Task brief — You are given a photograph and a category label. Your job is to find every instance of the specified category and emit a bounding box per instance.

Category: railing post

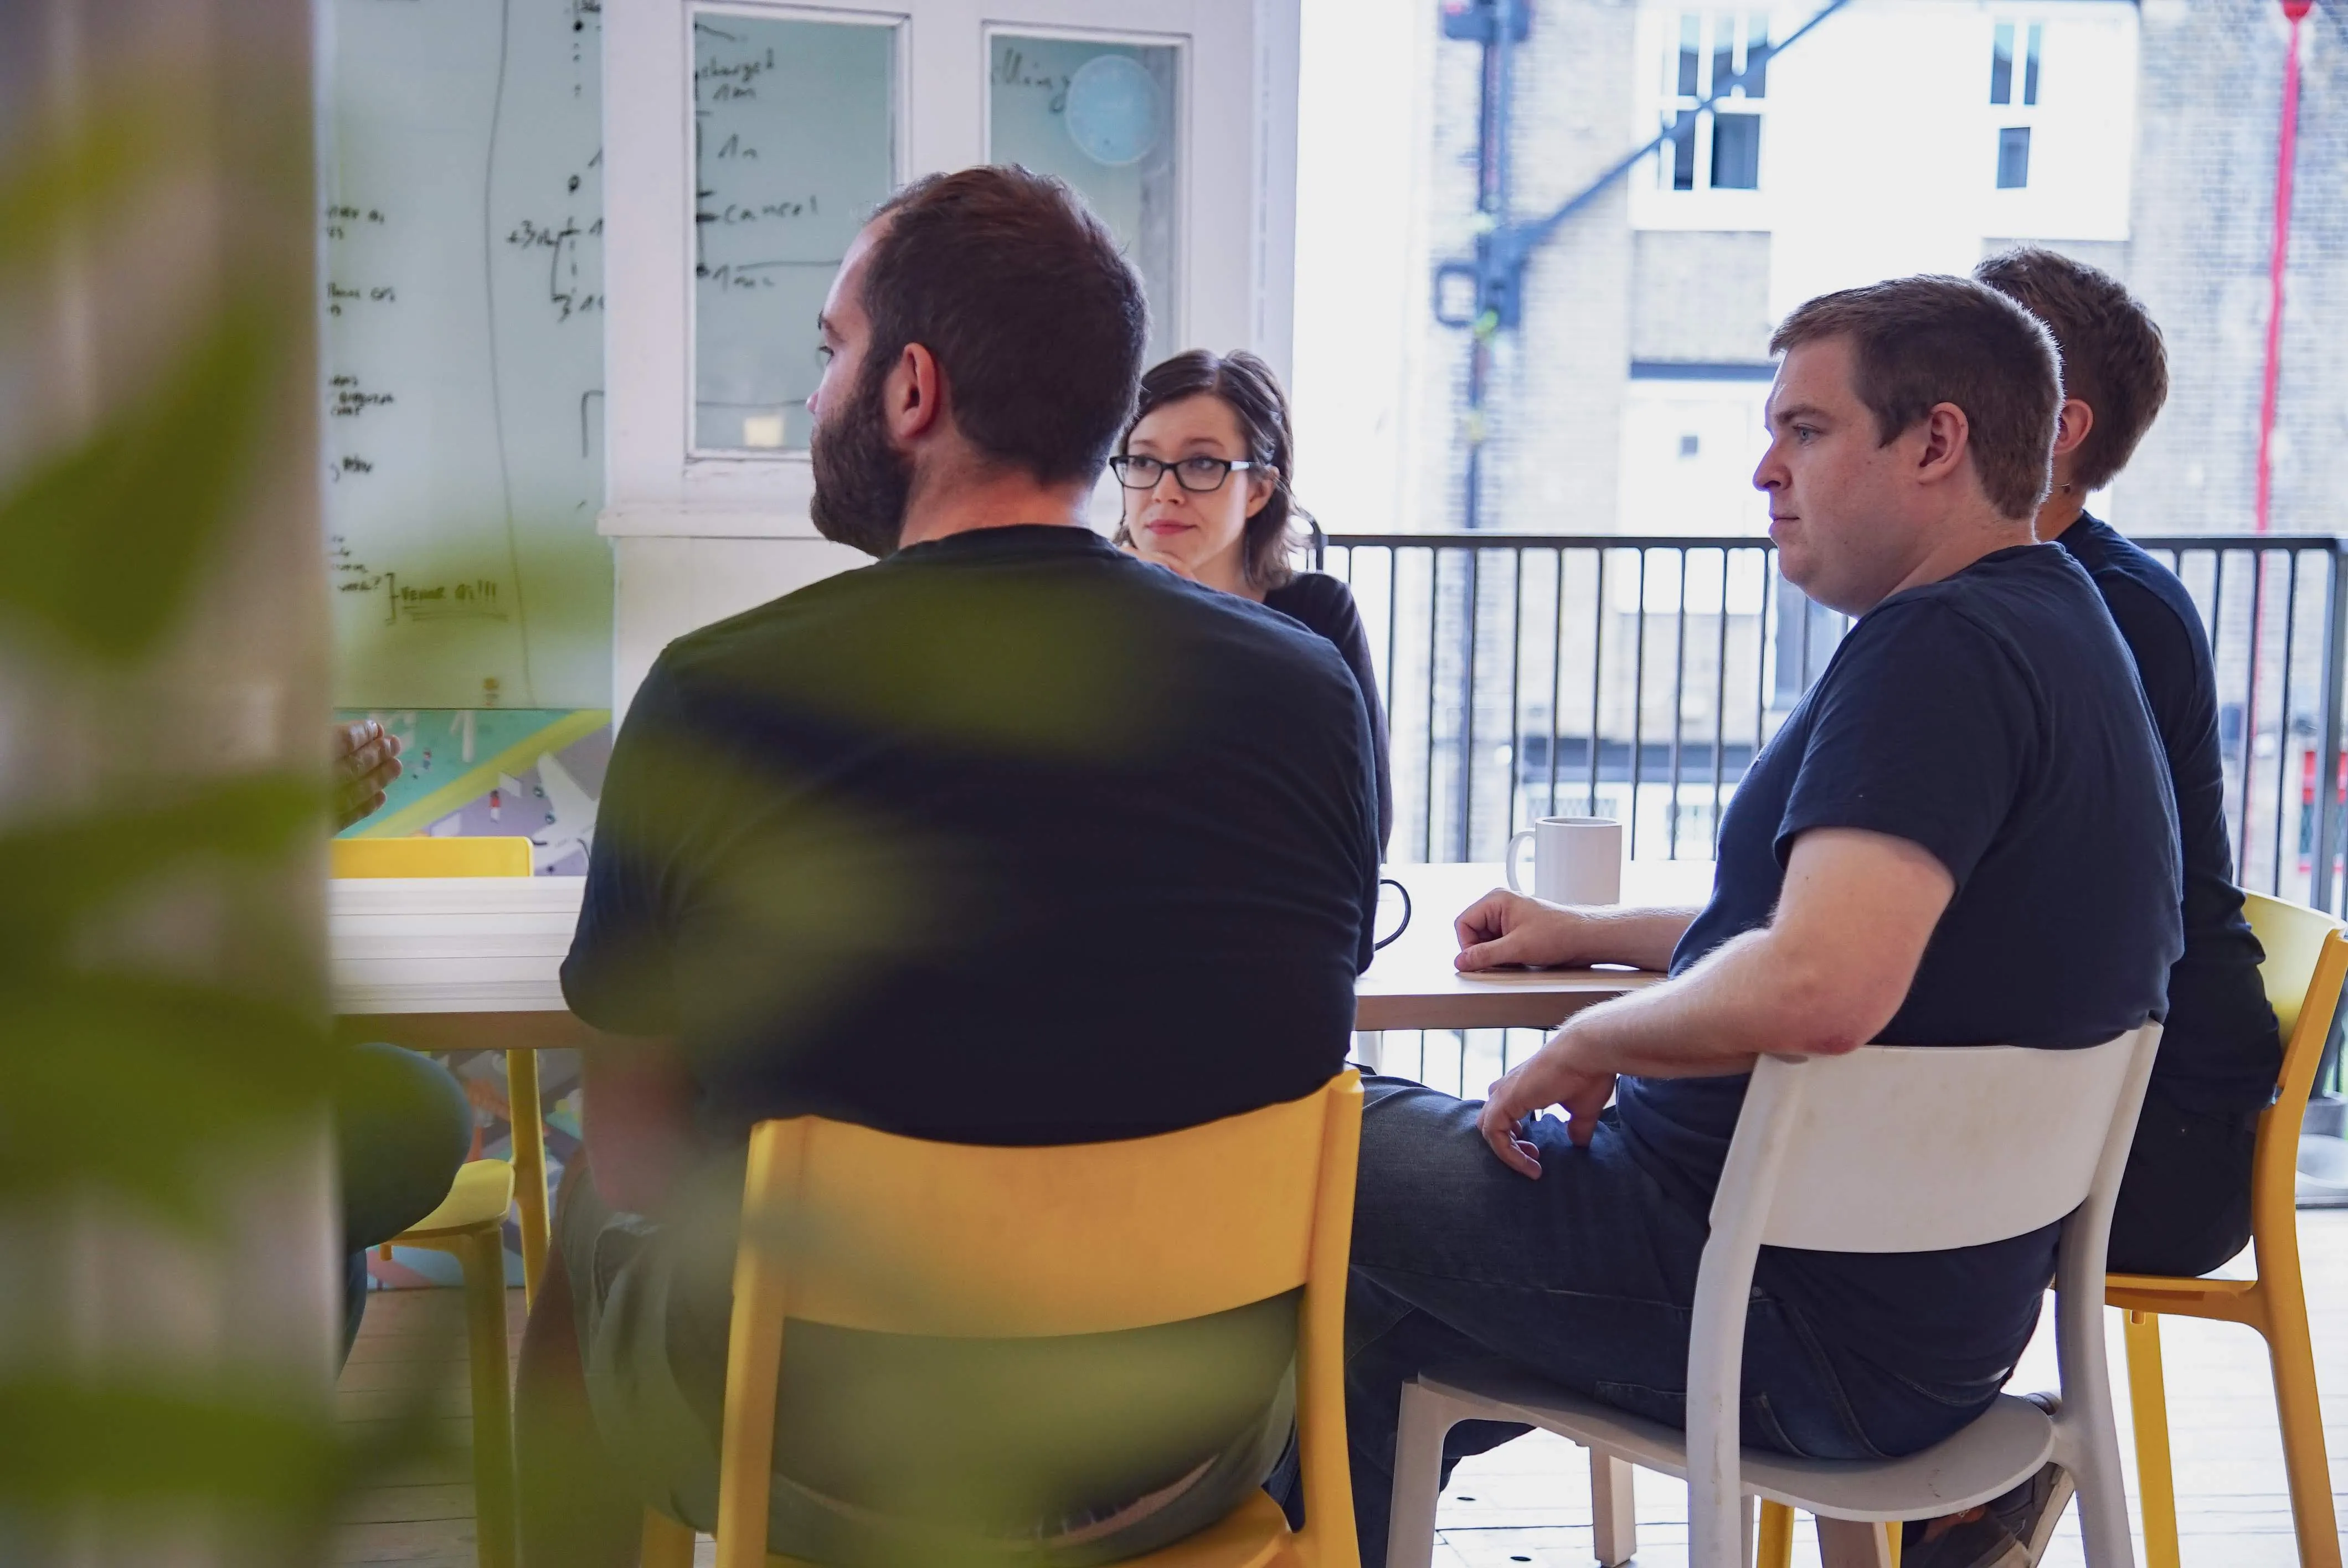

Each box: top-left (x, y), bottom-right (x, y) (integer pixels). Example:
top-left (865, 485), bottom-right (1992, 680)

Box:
top-left (2314, 546), bottom-right (2348, 914)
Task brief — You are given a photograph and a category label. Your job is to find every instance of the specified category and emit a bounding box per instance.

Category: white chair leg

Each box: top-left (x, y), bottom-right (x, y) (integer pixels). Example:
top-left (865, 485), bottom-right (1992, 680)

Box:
top-left (1354, 1030), bottom-right (1385, 1074)
top-left (1815, 1517), bottom-right (1893, 1568)
top-left (2066, 1414), bottom-right (2137, 1568)
top-left (1385, 1379), bottom-right (1455, 1568)
top-left (1741, 1492), bottom-right (1757, 1567)
top-left (1588, 1450), bottom-right (1636, 1566)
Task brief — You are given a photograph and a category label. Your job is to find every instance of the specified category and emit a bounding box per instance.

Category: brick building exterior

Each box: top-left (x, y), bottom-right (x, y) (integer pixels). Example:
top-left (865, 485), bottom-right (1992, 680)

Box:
top-left (2125, 0), bottom-right (2348, 537)
top-left (1397, 0), bottom-right (2348, 541)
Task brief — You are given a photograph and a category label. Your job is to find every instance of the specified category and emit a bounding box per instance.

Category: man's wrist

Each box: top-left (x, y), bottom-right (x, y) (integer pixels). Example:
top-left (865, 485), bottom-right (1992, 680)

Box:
top-left (1544, 1014), bottom-right (1614, 1074)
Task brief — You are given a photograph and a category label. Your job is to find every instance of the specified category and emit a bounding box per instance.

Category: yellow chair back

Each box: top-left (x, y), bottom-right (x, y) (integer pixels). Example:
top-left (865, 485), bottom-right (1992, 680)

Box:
top-left (2241, 891), bottom-right (2348, 1216)
top-left (712, 1071), bottom-right (1364, 1568)
top-left (331, 835), bottom-right (534, 879)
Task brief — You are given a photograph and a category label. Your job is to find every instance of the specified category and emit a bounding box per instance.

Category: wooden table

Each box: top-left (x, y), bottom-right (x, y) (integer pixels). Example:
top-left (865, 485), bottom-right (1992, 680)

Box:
top-left (1354, 860), bottom-right (1707, 1032)
top-left (333, 858), bottom-right (1713, 1281)
top-left (332, 858), bottom-right (1714, 1046)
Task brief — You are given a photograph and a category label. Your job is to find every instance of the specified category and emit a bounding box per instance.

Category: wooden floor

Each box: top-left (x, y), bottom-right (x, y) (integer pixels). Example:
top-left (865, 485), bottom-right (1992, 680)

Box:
top-left (333, 1213), bottom-right (2348, 1566)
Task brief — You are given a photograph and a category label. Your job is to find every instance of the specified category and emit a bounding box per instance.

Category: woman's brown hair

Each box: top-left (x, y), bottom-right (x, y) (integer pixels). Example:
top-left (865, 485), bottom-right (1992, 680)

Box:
top-left (1114, 349), bottom-right (1310, 591)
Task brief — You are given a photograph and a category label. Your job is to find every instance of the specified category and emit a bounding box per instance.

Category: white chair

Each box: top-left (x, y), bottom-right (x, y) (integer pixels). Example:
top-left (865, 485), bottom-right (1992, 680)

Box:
top-left (1384, 1026), bottom-right (2162, 1568)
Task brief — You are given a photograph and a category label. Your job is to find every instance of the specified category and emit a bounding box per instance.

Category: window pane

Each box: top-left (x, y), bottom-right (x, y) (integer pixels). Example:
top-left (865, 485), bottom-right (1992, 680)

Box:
top-left (1712, 12), bottom-right (1735, 97)
top-left (991, 35), bottom-right (1180, 366)
top-left (1671, 111), bottom-right (1697, 189)
top-left (1711, 112), bottom-right (1760, 189)
top-left (1990, 21), bottom-right (2014, 105)
top-left (1744, 16), bottom-right (1770, 97)
top-left (1997, 125), bottom-right (2031, 188)
top-left (692, 12), bottom-right (896, 453)
top-left (2024, 23), bottom-right (2042, 105)
top-left (1677, 14), bottom-right (1702, 97)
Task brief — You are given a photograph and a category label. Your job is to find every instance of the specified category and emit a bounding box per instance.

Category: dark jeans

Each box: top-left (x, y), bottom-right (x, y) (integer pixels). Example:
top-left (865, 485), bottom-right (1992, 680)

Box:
top-left (2107, 1083), bottom-right (2259, 1278)
top-left (335, 1041), bottom-right (473, 1365)
top-left (1314, 1079), bottom-right (1996, 1560)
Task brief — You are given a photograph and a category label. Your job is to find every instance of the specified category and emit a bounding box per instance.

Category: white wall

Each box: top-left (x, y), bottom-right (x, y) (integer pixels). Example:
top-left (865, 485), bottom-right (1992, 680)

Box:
top-left (1290, 0), bottom-right (1433, 538)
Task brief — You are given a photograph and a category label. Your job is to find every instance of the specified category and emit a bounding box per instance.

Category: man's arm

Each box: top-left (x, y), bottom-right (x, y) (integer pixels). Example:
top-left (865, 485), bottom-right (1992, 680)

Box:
top-left (579, 1030), bottom-right (697, 1213)
top-left (1474, 827), bottom-right (1953, 1176)
top-left (1454, 889), bottom-right (1702, 974)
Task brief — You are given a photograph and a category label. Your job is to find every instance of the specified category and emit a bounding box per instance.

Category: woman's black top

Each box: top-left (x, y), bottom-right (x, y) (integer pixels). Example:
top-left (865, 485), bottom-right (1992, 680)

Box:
top-left (1263, 572), bottom-right (1393, 851)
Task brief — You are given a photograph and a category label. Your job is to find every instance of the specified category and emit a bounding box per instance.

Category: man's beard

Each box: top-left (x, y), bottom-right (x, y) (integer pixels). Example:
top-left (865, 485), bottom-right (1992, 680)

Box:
top-left (808, 360), bottom-right (914, 558)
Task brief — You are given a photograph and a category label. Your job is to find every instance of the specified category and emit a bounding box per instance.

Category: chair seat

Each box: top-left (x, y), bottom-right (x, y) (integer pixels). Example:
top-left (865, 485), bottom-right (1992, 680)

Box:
top-left (398, 1159), bottom-right (516, 1239)
top-left (2107, 1270), bottom-right (2259, 1304)
top-left (761, 1492), bottom-right (1301, 1568)
top-left (1419, 1362), bottom-right (2055, 1522)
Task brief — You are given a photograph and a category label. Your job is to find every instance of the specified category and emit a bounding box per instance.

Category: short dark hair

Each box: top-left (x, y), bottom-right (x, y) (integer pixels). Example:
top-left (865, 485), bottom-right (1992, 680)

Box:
top-left (861, 167), bottom-right (1147, 487)
top-left (1770, 275), bottom-right (2062, 521)
top-left (1975, 247), bottom-right (2169, 493)
top-left (1114, 350), bottom-right (1311, 591)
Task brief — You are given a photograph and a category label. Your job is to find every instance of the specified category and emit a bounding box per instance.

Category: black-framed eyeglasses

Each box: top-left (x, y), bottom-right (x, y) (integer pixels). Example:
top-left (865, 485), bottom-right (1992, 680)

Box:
top-left (1109, 454), bottom-right (1260, 493)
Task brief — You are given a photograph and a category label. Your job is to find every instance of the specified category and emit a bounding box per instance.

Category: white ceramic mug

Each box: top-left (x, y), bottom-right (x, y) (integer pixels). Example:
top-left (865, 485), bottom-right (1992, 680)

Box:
top-left (1504, 816), bottom-right (1624, 905)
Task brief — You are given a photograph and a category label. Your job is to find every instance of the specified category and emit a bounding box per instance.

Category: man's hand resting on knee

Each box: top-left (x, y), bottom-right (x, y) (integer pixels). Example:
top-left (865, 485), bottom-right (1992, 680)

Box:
top-left (1471, 827), bottom-right (1955, 1175)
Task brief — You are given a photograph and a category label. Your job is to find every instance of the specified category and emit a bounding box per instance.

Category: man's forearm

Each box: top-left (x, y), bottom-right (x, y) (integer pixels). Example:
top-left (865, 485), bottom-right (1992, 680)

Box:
top-left (1572, 904), bottom-right (1703, 971)
top-left (579, 1031), bottom-right (695, 1213)
top-left (1553, 926), bottom-right (1871, 1079)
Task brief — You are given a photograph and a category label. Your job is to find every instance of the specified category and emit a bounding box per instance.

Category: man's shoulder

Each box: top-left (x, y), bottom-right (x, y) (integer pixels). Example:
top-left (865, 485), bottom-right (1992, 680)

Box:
top-left (2060, 517), bottom-right (2211, 661)
top-left (657, 559), bottom-right (882, 677)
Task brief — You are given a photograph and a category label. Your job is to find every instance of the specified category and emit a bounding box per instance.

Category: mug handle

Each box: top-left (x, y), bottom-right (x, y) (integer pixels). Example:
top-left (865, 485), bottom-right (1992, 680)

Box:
top-left (1373, 876), bottom-right (1413, 952)
top-left (1505, 828), bottom-right (1535, 894)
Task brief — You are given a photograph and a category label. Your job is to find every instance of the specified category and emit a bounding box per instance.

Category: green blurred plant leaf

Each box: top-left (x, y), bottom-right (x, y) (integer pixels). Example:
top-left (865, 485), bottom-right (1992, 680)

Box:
top-left (0, 296), bottom-right (274, 661)
top-left (0, 774), bottom-right (319, 963)
top-left (0, 97), bottom-right (194, 277)
top-left (0, 976), bottom-right (329, 1225)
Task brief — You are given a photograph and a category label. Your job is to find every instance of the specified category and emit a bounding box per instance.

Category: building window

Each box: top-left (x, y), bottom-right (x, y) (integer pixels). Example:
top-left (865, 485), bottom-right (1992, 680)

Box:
top-left (1990, 21), bottom-right (2042, 106)
top-left (1656, 11), bottom-right (1770, 193)
top-left (1989, 19), bottom-right (2043, 189)
top-left (1997, 126), bottom-right (2032, 188)
top-left (1711, 112), bottom-right (1761, 189)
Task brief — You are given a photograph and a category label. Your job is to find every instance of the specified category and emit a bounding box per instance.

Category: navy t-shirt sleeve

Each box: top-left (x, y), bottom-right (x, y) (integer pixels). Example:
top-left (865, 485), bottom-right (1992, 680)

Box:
top-left (562, 659), bottom-right (685, 1035)
top-left (2095, 571), bottom-right (2211, 768)
top-left (1777, 602), bottom-right (2038, 889)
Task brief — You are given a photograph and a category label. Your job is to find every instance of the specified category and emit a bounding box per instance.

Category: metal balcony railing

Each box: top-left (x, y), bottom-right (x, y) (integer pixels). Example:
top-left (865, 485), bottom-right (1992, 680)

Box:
top-left (1318, 530), bottom-right (2348, 1095)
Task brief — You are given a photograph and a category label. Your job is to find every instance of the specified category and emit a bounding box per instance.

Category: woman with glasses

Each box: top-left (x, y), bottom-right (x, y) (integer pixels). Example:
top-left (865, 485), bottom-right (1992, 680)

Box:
top-left (1113, 349), bottom-right (1392, 849)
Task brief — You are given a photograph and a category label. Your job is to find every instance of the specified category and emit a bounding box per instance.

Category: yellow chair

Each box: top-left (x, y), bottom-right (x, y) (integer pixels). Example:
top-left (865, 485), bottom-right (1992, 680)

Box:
top-left (392, 1159), bottom-right (520, 1568)
top-left (2107, 891), bottom-right (2347, 1568)
top-left (332, 834), bottom-right (549, 1568)
top-left (640, 1072), bottom-right (1366, 1568)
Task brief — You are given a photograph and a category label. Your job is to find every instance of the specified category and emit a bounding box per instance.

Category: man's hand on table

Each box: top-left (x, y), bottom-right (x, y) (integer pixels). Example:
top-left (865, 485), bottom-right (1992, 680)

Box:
top-left (1476, 1022), bottom-right (1616, 1174)
top-left (333, 719), bottom-right (403, 830)
top-left (1453, 889), bottom-right (1700, 975)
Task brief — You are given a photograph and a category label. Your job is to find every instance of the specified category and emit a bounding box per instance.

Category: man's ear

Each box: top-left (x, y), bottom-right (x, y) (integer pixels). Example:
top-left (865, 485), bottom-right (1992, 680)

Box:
top-left (2052, 396), bottom-right (2094, 459)
top-left (883, 343), bottom-right (946, 445)
top-left (1913, 402), bottom-right (1972, 486)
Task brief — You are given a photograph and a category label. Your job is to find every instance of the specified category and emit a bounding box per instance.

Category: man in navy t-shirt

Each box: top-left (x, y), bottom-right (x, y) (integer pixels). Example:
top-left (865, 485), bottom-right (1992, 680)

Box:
top-left (1977, 248), bottom-right (2280, 1274)
top-left (1325, 277), bottom-right (2182, 1561)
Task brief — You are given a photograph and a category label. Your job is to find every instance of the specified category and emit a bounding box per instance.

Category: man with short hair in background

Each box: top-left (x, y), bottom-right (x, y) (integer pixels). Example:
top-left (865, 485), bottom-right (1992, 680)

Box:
top-left (1889, 247), bottom-right (2287, 1568)
top-left (516, 167), bottom-right (1380, 1567)
top-left (1319, 276), bottom-right (2182, 1565)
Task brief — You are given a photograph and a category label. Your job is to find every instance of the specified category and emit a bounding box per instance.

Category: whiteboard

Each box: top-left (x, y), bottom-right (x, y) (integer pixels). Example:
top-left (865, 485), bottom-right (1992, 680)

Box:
top-left (322, 0), bottom-right (611, 710)
top-left (691, 11), bottom-right (899, 455)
